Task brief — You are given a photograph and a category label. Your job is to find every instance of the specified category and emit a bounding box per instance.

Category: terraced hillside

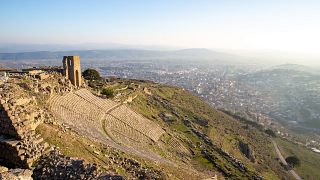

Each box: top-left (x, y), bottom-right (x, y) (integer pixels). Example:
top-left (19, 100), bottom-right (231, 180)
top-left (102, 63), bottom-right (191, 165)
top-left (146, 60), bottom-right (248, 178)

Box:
top-left (108, 104), bottom-right (165, 142)
top-left (48, 89), bottom-right (168, 164)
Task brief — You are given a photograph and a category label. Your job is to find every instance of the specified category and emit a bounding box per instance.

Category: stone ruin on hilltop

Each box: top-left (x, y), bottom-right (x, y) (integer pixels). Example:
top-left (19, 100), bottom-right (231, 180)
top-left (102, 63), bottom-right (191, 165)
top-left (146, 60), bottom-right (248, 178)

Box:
top-left (0, 56), bottom-right (107, 179)
top-left (0, 55), bottom-right (82, 87)
top-left (0, 56), bottom-right (169, 179)
top-left (62, 56), bottom-right (82, 87)
top-left (0, 56), bottom-right (83, 168)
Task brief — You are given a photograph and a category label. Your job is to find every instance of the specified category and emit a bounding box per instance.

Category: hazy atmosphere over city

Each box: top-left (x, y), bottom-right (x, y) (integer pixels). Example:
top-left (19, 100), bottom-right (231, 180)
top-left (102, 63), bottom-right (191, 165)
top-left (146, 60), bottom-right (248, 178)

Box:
top-left (1, 1), bottom-right (320, 180)
top-left (1, 0), bottom-right (320, 64)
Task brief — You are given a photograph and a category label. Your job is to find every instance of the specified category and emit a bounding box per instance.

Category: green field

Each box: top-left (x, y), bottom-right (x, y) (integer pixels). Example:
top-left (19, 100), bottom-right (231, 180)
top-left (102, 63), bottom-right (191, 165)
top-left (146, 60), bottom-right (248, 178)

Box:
top-left (276, 138), bottom-right (320, 180)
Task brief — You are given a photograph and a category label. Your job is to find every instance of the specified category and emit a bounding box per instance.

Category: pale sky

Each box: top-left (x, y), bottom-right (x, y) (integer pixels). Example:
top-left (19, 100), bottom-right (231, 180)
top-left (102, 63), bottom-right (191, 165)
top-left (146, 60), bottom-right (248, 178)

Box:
top-left (1, 0), bottom-right (320, 54)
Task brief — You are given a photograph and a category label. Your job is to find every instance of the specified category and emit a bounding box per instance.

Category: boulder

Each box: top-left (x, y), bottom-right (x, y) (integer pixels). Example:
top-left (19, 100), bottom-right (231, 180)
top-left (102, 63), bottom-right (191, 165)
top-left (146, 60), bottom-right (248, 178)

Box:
top-left (239, 141), bottom-right (255, 163)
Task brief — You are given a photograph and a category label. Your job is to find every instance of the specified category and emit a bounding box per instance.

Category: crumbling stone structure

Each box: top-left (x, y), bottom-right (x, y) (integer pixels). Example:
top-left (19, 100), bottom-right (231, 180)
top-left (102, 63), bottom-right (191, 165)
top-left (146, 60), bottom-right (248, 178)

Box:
top-left (0, 82), bottom-right (50, 168)
top-left (62, 56), bottom-right (82, 87)
top-left (0, 73), bottom-right (112, 179)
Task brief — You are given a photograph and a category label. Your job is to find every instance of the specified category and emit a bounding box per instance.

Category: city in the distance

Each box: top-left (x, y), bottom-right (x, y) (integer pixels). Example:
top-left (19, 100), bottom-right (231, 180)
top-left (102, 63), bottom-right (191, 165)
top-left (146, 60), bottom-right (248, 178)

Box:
top-left (0, 1), bottom-right (319, 179)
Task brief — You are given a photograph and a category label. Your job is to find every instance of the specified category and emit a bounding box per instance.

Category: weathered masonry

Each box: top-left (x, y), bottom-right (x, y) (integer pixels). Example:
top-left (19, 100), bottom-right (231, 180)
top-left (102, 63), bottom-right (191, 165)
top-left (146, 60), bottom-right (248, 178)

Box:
top-left (62, 56), bottom-right (82, 87)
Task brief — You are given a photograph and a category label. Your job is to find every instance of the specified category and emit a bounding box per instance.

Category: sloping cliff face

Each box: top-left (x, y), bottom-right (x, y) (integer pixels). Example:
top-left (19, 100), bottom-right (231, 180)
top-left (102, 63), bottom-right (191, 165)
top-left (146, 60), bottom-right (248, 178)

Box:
top-left (0, 74), bottom-right (291, 179)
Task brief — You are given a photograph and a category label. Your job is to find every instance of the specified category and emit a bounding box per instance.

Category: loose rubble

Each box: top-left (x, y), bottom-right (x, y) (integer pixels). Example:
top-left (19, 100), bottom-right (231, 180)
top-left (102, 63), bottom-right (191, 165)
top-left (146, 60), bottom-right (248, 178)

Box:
top-left (32, 150), bottom-right (112, 180)
top-left (0, 167), bottom-right (33, 180)
top-left (0, 81), bottom-right (51, 168)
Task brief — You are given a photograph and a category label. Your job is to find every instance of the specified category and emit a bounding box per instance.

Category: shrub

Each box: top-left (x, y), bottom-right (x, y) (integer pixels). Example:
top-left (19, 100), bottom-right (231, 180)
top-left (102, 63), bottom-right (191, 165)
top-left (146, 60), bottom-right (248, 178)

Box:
top-left (101, 88), bottom-right (114, 98)
top-left (285, 156), bottom-right (300, 168)
top-left (265, 129), bottom-right (276, 137)
top-left (82, 68), bottom-right (101, 80)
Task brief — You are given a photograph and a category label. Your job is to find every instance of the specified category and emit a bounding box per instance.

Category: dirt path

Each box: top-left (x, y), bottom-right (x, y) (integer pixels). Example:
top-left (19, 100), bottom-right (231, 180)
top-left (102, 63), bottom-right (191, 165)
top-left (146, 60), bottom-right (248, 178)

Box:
top-left (271, 140), bottom-right (302, 180)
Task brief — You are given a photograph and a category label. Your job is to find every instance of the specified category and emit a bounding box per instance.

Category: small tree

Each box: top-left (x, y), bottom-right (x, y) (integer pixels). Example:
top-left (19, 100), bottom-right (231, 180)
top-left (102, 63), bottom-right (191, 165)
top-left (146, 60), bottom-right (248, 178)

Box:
top-left (265, 129), bottom-right (276, 137)
top-left (101, 88), bottom-right (114, 98)
top-left (82, 68), bottom-right (101, 80)
top-left (285, 156), bottom-right (300, 168)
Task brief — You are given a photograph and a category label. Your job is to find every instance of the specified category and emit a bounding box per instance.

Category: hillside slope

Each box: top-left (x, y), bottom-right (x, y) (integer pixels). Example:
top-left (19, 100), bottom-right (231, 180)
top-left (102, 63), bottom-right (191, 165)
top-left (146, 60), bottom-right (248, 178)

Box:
top-left (83, 78), bottom-right (293, 179)
top-left (0, 74), bottom-right (292, 179)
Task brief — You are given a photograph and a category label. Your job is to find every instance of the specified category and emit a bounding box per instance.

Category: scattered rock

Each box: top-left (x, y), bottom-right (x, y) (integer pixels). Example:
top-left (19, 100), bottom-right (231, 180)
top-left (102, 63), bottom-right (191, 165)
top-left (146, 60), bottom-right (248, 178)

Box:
top-left (158, 112), bottom-right (174, 122)
top-left (0, 165), bottom-right (8, 173)
top-left (0, 168), bottom-right (33, 180)
top-left (32, 150), bottom-right (109, 179)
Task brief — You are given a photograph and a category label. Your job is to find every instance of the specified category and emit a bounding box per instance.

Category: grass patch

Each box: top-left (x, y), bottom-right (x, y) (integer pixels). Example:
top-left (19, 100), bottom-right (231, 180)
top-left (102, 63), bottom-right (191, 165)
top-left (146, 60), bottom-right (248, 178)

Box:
top-left (154, 86), bottom-right (176, 99)
top-left (171, 123), bottom-right (189, 133)
top-left (194, 156), bottom-right (214, 169)
top-left (36, 124), bottom-right (107, 164)
top-left (276, 138), bottom-right (320, 180)
top-left (261, 171), bottom-right (280, 180)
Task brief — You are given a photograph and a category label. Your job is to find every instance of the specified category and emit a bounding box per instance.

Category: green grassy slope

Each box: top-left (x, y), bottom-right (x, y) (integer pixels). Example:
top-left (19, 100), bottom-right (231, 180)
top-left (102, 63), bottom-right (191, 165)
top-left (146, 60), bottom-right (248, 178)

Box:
top-left (276, 138), bottom-right (320, 180)
top-left (39, 78), bottom-right (297, 179)
top-left (125, 82), bottom-right (290, 179)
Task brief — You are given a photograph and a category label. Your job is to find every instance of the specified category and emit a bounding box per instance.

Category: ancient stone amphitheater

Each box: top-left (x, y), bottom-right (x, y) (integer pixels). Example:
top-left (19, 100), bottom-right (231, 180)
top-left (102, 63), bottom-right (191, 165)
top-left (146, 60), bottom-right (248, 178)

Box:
top-left (48, 88), bottom-right (168, 163)
top-left (0, 74), bottom-right (174, 179)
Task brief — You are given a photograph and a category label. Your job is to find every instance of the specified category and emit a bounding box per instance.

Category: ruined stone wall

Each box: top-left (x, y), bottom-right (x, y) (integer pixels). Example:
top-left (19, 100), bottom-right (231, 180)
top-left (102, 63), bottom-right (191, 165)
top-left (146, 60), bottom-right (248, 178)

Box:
top-left (0, 139), bottom-right (25, 168)
top-left (0, 88), bottom-right (41, 139)
top-left (0, 103), bottom-right (19, 138)
top-left (0, 75), bottom-right (119, 179)
top-left (0, 82), bottom-right (50, 168)
top-left (62, 56), bottom-right (82, 87)
top-left (0, 73), bottom-right (80, 169)
top-left (0, 135), bottom-right (49, 168)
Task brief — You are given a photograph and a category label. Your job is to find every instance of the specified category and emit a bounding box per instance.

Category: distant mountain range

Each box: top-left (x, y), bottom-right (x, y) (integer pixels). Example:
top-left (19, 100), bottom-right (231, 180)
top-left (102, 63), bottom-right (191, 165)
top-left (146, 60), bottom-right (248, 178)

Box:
top-left (0, 48), bottom-right (239, 63)
top-left (0, 43), bottom-right (180, 53)
top-left (268, 64), bottom-right (320, 75)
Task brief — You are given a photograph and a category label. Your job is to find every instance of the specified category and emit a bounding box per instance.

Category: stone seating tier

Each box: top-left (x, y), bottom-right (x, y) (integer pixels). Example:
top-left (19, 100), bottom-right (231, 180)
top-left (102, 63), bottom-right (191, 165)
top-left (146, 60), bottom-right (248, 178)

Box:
top-left (48, 89), bottom-right (165, 144)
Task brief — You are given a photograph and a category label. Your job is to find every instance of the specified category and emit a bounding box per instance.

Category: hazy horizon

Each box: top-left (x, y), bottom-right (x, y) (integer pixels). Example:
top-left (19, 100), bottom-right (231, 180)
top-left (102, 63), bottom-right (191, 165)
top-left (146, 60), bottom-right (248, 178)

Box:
top-left (1, 1), bottom-right (320, 65)
top-left (1, 1), bottom-right (320, 56)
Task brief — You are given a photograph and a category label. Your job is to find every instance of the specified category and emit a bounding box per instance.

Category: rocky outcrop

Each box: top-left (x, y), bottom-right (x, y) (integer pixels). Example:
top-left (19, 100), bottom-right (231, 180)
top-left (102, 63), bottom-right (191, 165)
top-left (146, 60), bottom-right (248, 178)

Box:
top-left (239, 141), bottom-right (255, 163)
top-left (32, 150), bottom-right (106, 180)
top-left (158, 112), bottom-right (174, 122)
top-left (193, 116), bottom-right (209, 127)
top-left (107, 155), bottom-right (165, 179)
top-left (183, 118), bottom-right (262, 179)
top-left (0, 168), bottom-right (33, 180)
top-left (151, 96), bottom-right (180, 117)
